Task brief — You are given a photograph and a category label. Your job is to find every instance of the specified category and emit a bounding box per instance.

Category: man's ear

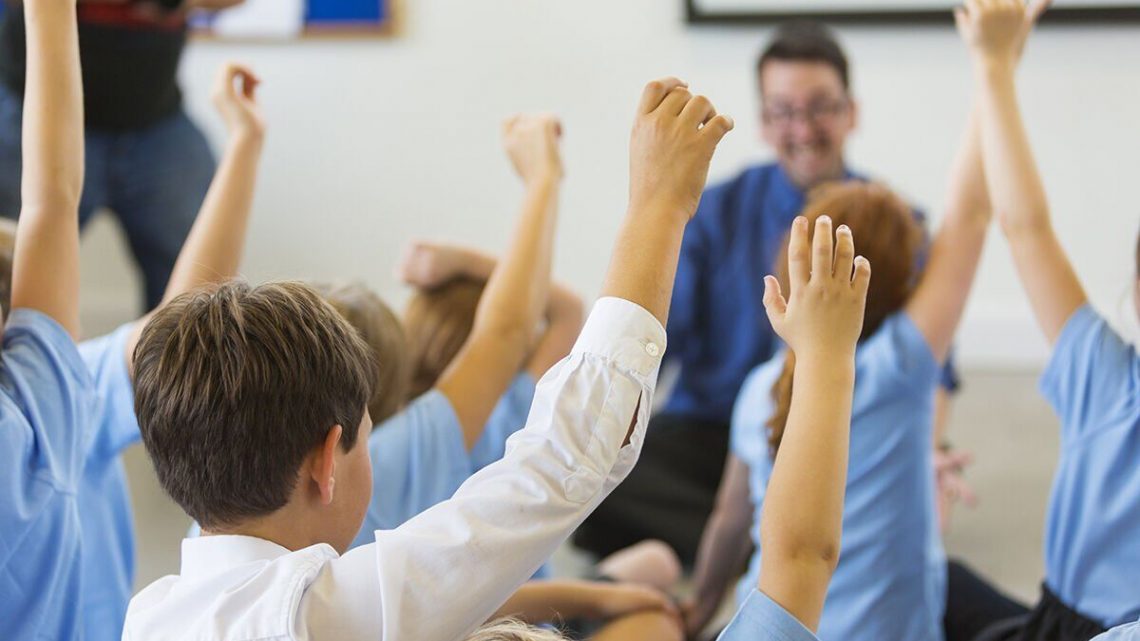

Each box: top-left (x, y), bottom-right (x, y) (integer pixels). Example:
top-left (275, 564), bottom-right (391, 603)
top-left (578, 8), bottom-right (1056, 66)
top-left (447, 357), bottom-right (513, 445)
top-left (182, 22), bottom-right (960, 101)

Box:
top-left (311, 425), bottom-right (343, 505)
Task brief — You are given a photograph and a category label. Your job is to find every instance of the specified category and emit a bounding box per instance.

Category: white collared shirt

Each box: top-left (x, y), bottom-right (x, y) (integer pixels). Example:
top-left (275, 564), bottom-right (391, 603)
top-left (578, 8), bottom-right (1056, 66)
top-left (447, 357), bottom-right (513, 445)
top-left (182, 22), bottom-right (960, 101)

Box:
top-left (123, 297), bottom-right (666, 641)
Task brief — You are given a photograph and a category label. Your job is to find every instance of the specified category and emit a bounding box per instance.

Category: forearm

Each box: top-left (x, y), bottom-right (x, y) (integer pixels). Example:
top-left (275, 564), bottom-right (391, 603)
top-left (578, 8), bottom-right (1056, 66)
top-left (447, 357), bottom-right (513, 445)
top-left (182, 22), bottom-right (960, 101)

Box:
top-left (491, 581), bottom-right (605, 624)
top-left (691, 508), bottom-right (751, 608)
top-left (600, 207), bottom-right (687, 326)
top-left (759, 354), bottom-right (853, 630)
top-left (161, 133), bottom-right (263, 306)
top-left (472, 178), bottom-right (559, 341)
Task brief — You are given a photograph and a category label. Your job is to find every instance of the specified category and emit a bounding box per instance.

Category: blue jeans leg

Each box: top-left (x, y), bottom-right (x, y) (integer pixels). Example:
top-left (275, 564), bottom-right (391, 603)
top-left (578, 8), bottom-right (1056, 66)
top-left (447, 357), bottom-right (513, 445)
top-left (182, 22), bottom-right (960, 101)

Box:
top-left (107, 109), bottom-right (215, 311)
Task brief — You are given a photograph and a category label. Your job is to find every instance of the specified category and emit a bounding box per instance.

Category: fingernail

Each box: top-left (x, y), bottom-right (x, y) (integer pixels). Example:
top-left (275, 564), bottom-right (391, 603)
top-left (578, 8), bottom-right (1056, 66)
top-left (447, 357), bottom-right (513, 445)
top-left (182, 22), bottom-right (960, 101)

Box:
top-left (819, 215), bottom-right (832, 224)
top-left (838, 224), bottom-right (851, 234)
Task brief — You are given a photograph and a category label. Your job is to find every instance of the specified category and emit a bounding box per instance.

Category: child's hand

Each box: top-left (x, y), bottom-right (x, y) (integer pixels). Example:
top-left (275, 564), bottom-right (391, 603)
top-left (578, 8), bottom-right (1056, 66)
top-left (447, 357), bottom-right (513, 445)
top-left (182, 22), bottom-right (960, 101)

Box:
top-left (591, 583), bottom-right (677, 621)
top-left (628, 77), bottom-right (734, 222)
top-left (763, 216), bottom-right (870, 362)
top-left (502, 113), bottom-right (562, 186)
top-left (397, 241), bottom-right (464, 289)
top-left (211, 63), bottom-right (264, 140)
top-left (955, 0), bottom-right (1046, 65)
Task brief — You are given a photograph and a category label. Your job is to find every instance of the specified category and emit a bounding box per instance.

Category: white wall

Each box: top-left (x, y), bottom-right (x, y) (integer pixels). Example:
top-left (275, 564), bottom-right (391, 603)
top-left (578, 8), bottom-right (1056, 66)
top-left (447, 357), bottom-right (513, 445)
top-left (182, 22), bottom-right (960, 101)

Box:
top-left (80, 0), bottom-right (1140, 366)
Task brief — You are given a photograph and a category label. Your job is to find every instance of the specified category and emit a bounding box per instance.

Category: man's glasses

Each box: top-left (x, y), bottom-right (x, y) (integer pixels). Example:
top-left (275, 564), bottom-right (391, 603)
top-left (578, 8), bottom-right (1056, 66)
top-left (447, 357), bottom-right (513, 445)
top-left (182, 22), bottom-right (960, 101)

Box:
top-left (762, 98), bottom-right (850, 127)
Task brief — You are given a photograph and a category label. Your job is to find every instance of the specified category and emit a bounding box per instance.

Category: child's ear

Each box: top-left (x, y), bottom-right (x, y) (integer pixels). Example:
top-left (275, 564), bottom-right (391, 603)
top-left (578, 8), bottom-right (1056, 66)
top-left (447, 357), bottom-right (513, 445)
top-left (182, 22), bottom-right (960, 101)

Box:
top-left (312, 425), bottom-right (343, 505)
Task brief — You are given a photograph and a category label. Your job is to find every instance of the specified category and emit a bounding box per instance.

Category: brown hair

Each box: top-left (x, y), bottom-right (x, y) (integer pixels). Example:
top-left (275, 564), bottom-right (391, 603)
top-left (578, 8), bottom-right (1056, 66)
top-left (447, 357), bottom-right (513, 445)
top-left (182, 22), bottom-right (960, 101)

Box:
top-left (767, 182), bottom-right (923, 454)
top-left (402, 278), bottom-right (485, 400)
top-left (132, 280), bottom-right (379, 530)
top-left (758, 21), bottom-right (850, 91)
top-left (313, 282), bottom-right (410, 424)
top-left (0, 218), bottom-right (16, 317)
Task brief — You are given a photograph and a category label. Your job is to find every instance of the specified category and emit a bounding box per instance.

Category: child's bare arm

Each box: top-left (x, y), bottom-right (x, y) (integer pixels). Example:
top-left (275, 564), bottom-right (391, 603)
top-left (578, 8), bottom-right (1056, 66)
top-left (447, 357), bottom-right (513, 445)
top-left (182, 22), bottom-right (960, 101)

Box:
top-left (431, 132), bottom-right (561, 446)
top-left (489, 581), bottom-right (673, 626)
top-left (125, 63), bottom-right (266, 366)
top-left (966, 0), bottom-right (1085, 344)
top-left (10, 0), bottom-right (84, 338)
top-left (757, 217), bottom-right (869, 632)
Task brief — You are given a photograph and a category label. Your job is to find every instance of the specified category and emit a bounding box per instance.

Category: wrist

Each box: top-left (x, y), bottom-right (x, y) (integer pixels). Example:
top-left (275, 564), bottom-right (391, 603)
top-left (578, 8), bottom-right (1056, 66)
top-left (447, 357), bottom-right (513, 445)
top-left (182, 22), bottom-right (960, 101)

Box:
top-left (625, 199), bottom-right (692, 230)
top-left (524, 172), bottom-right (561, 191)
top-left (974, 54), bottom-right (1017, 78)
top-left (228, 128), bottom-right (265, 151)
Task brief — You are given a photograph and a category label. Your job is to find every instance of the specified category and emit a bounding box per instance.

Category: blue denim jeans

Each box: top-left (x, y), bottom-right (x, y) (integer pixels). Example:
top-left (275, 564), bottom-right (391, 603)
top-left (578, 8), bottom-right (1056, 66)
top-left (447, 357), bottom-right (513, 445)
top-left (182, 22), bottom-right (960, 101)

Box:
top-left (0, 82), bottom-right (215, 311)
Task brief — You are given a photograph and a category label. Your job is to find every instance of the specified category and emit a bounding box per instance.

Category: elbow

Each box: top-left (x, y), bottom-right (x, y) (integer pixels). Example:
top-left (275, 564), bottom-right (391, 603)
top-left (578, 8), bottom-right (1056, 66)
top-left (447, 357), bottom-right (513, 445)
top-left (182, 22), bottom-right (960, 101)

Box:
top-left (763, 530), bottom-right (841, 574)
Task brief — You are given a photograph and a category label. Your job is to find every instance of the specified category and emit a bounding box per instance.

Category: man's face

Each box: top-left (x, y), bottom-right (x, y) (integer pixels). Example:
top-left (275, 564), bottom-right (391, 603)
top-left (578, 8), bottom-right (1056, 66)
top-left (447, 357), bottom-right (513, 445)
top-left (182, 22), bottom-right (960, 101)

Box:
top-left (759, 60), bottom-right (857, 190)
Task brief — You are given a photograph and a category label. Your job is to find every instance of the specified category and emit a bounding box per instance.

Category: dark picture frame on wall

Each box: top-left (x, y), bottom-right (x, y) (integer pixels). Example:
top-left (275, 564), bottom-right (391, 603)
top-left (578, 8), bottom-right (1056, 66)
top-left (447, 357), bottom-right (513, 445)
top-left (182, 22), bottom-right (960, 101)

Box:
top-left (685, 0), bottom-right (1140, 24)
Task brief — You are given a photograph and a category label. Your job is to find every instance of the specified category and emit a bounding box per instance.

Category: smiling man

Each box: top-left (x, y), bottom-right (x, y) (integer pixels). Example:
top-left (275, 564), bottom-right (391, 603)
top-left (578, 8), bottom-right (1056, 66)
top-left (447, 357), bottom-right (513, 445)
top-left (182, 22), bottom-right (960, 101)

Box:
top-left (575, 21), bottom-right (956, 565)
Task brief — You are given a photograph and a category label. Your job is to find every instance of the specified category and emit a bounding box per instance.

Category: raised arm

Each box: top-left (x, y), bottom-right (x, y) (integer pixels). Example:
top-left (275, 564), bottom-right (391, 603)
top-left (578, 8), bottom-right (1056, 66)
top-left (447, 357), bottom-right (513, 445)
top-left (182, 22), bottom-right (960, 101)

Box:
top-left (399, 242), bottom-right (585, 382)
top-left (685, 455), bottom-right (754, 637)
top-left (965, 0), bottom-right (1084, 344)
top-left (435, 117), bottom-right (562, 448)
top-left (10, 0), bottom-right (84, 338)
top-left (125, 64), bottom-right (265, 365)
top-left (756, 217), bottom-right (869, 631)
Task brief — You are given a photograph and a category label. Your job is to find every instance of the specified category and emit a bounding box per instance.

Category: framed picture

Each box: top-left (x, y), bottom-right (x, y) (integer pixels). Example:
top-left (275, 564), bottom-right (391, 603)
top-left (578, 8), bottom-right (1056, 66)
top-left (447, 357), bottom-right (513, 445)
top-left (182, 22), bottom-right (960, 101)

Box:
top-left (685, 0), bottom-right (1140, 23)
top-left (193, 0), bottom-right (397, 40)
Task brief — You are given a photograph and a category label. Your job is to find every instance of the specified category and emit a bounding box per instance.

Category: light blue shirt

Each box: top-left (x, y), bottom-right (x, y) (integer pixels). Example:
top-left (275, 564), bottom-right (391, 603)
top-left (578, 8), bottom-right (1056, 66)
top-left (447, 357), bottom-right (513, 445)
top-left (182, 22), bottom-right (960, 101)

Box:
top-left (1039, 305), bottom-right (1140, 627)
top-left (79, 322), bottom-right (142, 641)
top-left (1094, 621), bottom-right (1140, 641)
top-left (351, 374), bottom-right (538, 548)
top-left (718, 589), bottom-right (819, 641)
top-left (0, 309), bottom-right (95, 641)
top-left (732, 312), bottom-right (945, 641)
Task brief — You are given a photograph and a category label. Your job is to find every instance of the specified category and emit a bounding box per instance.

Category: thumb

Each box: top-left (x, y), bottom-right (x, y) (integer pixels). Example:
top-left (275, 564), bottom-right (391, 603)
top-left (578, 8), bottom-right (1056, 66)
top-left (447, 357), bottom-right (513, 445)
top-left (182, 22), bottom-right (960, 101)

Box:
top-left (953, 6), bottom-right (969, 38)
top-left (762, 275), bottom-right (787, 326)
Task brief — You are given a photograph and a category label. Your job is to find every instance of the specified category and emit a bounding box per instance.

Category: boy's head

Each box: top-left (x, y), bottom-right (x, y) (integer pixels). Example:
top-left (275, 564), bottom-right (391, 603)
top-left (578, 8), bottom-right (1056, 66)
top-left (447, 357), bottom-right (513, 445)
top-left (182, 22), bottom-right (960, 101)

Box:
top-left (0, 218), bottom-right (17, 322)
top-left (466, 620), bottom-right (565, 641)
top-left (133, 280), bottom-right (380, 553)
top-left (757, 21), bottom-right (856, 190)
top-left (313, 281), bottom-right (410, 424)
top-left (402, 278), bottom-right (485, 400)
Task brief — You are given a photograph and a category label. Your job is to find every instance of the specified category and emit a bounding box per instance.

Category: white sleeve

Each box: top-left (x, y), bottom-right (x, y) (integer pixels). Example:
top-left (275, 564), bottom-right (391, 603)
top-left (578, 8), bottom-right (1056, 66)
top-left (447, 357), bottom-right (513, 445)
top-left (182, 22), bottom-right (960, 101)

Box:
top-left (298, 297), bottom-right (667, 641)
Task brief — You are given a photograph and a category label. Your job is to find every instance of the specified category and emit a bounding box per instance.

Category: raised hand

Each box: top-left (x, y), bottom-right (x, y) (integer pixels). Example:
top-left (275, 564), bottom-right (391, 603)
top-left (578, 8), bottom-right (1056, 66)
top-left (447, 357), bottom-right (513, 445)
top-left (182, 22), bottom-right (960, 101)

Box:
top-left (396, 241), bottom-right (471, 290)
top-left (212, 63), bottom-right (264, 139)
top-left (763, 216), bottom-right (871, 361)
top-left (955, 0), bottom-right (1046, 65)
top-left (629, 77), bottom-right (735, 222)
top-left (502, 113), bottom-right (563, 185)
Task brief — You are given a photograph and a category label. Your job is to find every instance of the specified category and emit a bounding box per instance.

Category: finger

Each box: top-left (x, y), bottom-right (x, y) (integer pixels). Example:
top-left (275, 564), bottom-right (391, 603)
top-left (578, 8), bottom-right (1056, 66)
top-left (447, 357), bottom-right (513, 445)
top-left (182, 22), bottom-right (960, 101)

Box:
top-left (852, 255), bottom-right (872, 299)
top-left (953, 6), bottom-right (969, 35)
top-left (811, 215), bottom-right (834, 282)
top-left (762, 275), bottom-right (788, 323)
top-left (658, 87), bottom-right (694, 116)
top-left (1026, 0), bottom-right (1051, 24)
top-left (701, 113), bottom-right (735, 146)
top-left (213, 62), bottom-right (239, 100)
top-left (234, 67), bottom-right (260, 100)
top-left (680, 94), bottom-right (716, 128)
top-left (787, 216), bottom-right (810, 291)
top-left (637, 76), bottom-right (689, 114)
top-left (833, 224), bottom-right (855, 281)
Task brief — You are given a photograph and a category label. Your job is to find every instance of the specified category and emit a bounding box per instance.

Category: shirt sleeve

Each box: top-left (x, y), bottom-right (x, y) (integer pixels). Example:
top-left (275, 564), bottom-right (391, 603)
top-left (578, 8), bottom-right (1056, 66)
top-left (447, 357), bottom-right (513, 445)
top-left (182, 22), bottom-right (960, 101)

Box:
top-left (79, 322), bottom-right (141, 458)
top-left (468, 372), bottom-right (537, 472)
top-left (1091, 622), bottom-right (1140, 641)
top-left (298, 297), bottom-right (666, 641)
top-left (0, 309), bottom-right (94, 489)
top-left (717, 589), bottom-right (820, 641)
top-left (1039, 304), bottom-right (1139, 444)
top-left (351, 391), bottom-right (470, 547)
top-left (860, 313), bottom-right (941, 395)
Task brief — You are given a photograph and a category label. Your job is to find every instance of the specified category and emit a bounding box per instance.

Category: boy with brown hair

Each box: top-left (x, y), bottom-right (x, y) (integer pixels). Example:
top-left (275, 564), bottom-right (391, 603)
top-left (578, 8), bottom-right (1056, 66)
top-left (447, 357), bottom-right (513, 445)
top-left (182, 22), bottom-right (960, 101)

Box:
top-left (124, 76), bottom-right (734, 640)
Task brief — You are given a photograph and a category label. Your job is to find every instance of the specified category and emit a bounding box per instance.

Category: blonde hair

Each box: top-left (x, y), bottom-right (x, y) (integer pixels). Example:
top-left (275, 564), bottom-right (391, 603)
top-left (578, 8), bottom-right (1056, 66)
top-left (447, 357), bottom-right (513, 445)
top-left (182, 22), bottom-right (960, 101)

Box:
top-left (402, 278), bottom-right (485, 401)
top-left (465, 619), bottom-right (567, 641)
top-left (0, 218), bottom-right (16, 316)
top-left (312, 282), bottom-right (410, 424)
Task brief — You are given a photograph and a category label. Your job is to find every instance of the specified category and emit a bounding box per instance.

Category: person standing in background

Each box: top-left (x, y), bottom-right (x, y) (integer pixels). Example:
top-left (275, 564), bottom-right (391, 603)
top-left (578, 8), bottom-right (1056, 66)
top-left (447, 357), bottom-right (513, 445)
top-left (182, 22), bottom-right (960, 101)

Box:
top-left (0, 0), bottom-right (245, 311)
top-left (575, 21), bottom-right (961, 566)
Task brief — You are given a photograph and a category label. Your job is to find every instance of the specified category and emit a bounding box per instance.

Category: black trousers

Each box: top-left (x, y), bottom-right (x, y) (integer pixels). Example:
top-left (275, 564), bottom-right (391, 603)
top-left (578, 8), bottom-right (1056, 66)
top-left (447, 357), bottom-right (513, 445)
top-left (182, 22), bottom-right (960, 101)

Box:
top-left (572, 413), bottom-right (730, 566)
top-left (945, 559), bottom-right (1107, 641)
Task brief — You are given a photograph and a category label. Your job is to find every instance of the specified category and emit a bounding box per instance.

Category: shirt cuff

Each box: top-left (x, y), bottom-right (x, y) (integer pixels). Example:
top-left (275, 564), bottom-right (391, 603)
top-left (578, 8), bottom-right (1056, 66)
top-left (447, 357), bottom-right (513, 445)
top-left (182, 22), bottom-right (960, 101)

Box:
top-left (572, 297), bottom-right (667, 384)
top-left (718, 589), bottom-right (818, 641)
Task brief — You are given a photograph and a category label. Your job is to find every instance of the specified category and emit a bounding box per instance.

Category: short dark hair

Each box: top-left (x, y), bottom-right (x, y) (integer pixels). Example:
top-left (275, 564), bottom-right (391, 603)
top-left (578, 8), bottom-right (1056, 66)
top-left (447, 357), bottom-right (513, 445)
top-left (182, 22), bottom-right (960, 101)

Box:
top-left (133, 280), bottom-right (379, 530)
top-left (757, 21), bottom-right (850, 91)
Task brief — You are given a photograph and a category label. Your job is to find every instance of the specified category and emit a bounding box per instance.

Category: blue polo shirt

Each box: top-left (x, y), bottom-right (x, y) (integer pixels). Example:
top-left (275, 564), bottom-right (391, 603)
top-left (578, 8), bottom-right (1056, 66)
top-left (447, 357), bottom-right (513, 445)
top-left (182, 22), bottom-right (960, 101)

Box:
top-left (1039, 305), bottom-right (1140, 627)
top-left (78, 323), bottom-right (142, 641)
top-left (664, 162), bottom-right (952, 424)
top-left (718, 589), bottom-right (819, 641)
top-left (732, 312), bottom-right (945, 641)
top-left (0, 309), bottom-right (95, 641)
top-left (1095, 621), bottom-right (1140, 641)
top-left (352, 373), bottom-right (538, 546)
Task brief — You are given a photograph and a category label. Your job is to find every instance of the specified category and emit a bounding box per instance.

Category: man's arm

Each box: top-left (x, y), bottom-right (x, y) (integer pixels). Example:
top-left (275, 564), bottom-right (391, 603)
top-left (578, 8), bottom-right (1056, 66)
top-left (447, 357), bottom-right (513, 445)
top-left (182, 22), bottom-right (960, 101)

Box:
top-left (124, 63), bottom-right (265, 366)
top-left (435, 117), bottom-right (562, 448)
top-left (966, 0), bottom-right (1085, 344)
top-left (10, 0), bottom-right (83, 338)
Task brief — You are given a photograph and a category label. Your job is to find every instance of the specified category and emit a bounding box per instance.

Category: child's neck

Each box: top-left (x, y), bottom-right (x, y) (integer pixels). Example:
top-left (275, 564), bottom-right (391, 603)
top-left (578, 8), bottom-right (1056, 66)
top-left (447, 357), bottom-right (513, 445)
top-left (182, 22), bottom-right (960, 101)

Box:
top-left (204, 501), bottom-right (332, 554)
